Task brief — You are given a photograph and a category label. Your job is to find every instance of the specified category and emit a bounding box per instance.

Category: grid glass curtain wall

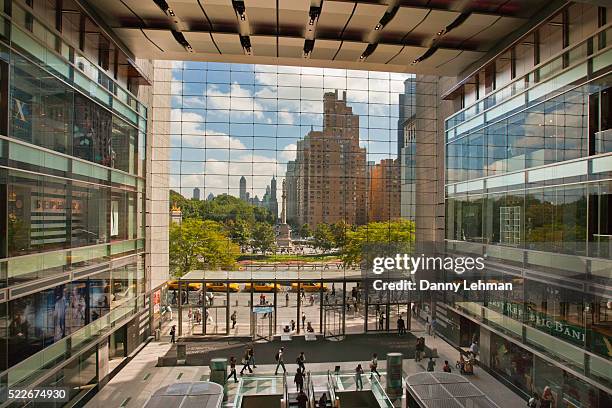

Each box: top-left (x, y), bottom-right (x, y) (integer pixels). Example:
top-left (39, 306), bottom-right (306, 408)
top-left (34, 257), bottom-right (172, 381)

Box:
top-left (161, 62), bottom-right (411, 210)
top-left (154, 62), bottom-right (418, 338)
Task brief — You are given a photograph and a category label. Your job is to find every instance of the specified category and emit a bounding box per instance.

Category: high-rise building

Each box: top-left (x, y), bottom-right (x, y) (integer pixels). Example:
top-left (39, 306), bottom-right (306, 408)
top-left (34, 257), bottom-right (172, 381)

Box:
top-left (397, 77), bottom-right (416, 156)
top-left (269, 176), bottom-right (278, 221)
top-left (398, 77), bottom-right (418, 220)
top-left (368, 159), bottom-right (401, 222)
top-left (290, 91), bottom-right (367, 228)
top-left (285, 161), bottom-right (298, 225)
top-left (239, 176), bottom-right (247, 201)
top-left (193, 187), bottom-right (201, 200)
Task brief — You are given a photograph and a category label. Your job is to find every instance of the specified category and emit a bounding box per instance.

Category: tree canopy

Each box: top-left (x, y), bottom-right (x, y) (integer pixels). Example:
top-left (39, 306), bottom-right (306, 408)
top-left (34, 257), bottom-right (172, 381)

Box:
top-left (170, 191), bottom-right (275, 225)
top-left (313, 223), bottom-right (335, 253)
top-left (341, 219), bottom-right (416, 267)
top-left (169, 219), bottom-right (239, 277)
top-left (251, 222), bottom-right (277, 254)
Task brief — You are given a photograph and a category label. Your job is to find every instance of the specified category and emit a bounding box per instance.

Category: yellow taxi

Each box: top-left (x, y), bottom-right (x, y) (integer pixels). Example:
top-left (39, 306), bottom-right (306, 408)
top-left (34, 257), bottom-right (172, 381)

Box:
top-left (243, 282), bottom-right (283, 292)
top-left (205, 282), bottom-right (240, 292)
top-left (291, 282), bottom-right (328, 292)
top-left (167, 280), bottom-right (202, 291)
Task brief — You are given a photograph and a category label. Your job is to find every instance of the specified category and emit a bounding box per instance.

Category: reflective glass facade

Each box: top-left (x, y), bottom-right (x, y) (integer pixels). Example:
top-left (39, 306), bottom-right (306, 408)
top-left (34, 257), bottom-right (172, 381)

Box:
top-left (0, 0), bottom-right (151, 405)
top-left (444, 3), bottom-right (611, 406)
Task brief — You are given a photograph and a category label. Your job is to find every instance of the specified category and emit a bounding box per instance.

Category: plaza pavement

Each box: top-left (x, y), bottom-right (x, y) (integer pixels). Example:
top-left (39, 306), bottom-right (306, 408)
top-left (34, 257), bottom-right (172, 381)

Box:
top-left (86, 317), bottom-right (525, 408)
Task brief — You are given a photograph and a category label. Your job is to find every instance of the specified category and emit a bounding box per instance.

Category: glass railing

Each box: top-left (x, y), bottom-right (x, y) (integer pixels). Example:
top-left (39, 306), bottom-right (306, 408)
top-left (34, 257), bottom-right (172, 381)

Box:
top-left (6, 293), bottom-right (145, 389)
top-left (0, 238), bottom-right (144, 287)
top-left (327, 370), bottom-right (338, 404)
top-left (233, 374), bottom-right (286, 408)
top-left (370, 374), bottom-right (394, 407)
top-left (446, 152), bottom-right (612, 196)
top-left (445, 26), bottom-right (611, 140)
top-left (1, 137), bottom-right (143, 188)
top-left (454, 301), bottom-right (612, 390)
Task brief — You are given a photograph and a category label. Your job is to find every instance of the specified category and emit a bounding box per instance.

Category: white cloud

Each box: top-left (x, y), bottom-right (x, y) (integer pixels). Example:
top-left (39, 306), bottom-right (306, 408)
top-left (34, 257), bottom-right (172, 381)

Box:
top-left (172, 109), bottom-right (246, 150)
top-left (206, 83), bottom-right (264, 119)
top-left (281, 144), bottom-right (297, 161)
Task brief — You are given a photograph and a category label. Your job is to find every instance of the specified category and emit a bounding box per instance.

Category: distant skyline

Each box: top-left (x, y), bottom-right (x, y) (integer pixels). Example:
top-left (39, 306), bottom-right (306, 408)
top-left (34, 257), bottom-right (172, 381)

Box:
top-left (168, 62), bottom-right (413, 199)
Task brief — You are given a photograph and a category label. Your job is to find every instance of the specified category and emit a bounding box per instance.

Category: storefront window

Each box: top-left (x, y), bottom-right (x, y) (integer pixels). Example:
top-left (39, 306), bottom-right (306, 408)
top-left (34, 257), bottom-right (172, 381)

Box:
top-left (10, 53), bottom-right (73, 155)
top-left (109, 189), bottom-right (136, 241)
top-left (112, 116), bottom-right (137, 174)
top-left (7, 282), bottom-right (86, 368)
top-left (7, 171), bottom-right (70, 256)
top-left (524, 279), bottom-right (586, 348)
top-left (490, 333), bottom-right (534, 394)
top-left (587, 295), bottom-right (612, 360)
top-left (73, 93), bottom-right (112, 167)
top-left (110, 260), bottom-right (137, 308)
top-left (71, 181), bottom-right (109, 247)
top-left (525, 185), bottom-right (587, 256)
top-left (88, 270), bottom-right (111, 322)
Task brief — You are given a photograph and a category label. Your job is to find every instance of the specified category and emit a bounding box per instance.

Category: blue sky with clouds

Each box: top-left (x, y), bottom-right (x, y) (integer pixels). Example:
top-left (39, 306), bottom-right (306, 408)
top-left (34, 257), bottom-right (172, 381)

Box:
top-left (168, 62), bottom-right (413, 199)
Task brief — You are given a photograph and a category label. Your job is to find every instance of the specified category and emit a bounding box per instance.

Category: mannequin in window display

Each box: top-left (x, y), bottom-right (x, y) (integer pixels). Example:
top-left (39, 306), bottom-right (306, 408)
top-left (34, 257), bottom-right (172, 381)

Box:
top-left (68, 284), bottom-right (87, 332)
top-left (53, 286), bottom-right (67, 341)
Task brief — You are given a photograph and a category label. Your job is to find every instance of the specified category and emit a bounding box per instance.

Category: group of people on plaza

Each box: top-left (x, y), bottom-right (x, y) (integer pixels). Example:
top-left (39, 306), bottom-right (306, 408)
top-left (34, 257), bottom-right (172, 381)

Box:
top-left (226, 346), bottom-right (257, 383)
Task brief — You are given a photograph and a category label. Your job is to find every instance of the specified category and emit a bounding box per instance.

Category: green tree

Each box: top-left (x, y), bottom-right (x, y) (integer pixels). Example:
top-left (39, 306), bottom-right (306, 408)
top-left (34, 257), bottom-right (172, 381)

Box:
top-left (251, 222), bottom-right (277, 254)
top-left (169, 190), bottom-right (276, 225)
top-left (226, 219), bottom-right (251, 251)
top-left (169, 219), bottom-right (239, 277)
top-left (299, 223), bottom-right (312, 239)
top-left (330, 220), bottom-right (350, 249)
top-left (313, 223), bottom-right (335, 253)
top-left (342, 219), bottom-right (415, 267)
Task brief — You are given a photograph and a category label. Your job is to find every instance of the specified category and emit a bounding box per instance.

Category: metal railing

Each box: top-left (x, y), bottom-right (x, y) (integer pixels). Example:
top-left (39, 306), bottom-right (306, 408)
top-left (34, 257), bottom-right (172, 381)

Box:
top-left (326, 370), bottom-right (338, 405)
top-left (305, 371), bottom-right (316, 408)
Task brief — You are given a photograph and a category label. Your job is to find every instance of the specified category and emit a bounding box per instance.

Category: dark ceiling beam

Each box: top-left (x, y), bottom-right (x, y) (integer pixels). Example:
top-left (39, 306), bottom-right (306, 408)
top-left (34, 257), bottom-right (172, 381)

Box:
top-left (327, 0), bottom-right (528, 17)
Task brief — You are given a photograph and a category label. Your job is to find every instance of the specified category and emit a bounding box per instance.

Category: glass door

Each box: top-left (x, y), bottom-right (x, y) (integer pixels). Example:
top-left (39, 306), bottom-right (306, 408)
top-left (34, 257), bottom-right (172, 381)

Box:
top-left (202, 283), bottom-right (229, 335)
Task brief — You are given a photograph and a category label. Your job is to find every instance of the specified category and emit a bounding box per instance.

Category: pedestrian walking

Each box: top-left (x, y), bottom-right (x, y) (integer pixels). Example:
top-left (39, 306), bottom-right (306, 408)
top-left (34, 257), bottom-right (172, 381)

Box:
top-left (170, 325), bottom-right (176, 343)
top-left (427, 357), bottom-right (436, 372)
top-left (355, 364), bottom-right (364, 390)
top-left (331, 284), bottom-right (336, 297)
top-left (379, 312), bottom-right (385, 330)
top-left (248, 347), bottom-right (256, 368)
top-left (296, 351), bottom-right (306, 371)
top-left (294, 369), bottom-right (304, 392)
top-left (285, 292), bottom-right (290, 307)
top-left (275, 347), bottom-right (286, 375)
top-left (397, 315), bottom-right (406, 335)
top-left (370, 353), bottom-right (381, 379)
top-left (301, 312), bottom-right (306, 328)
top-left (231, 311), bottom-right (237, 329)
top-left (291, 319), bottom-right (296, 332)
top-left (227, 356), bottom-right (238, 383)
top-left (240, 349), bottom-right (252, 375)
top-left (469, 340), bottom-right (479, 358)
top-left (415, 337), bottom-right (424, 362)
